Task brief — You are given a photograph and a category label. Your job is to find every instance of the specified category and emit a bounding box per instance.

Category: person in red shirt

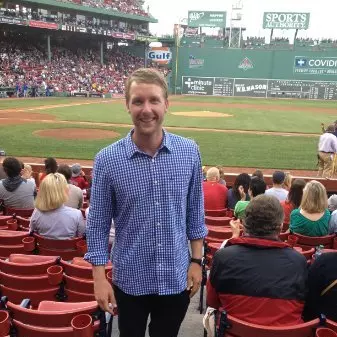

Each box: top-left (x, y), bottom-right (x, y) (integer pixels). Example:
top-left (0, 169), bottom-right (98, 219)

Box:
top-left (280, 179), bottom-right (306, 228)
top-left (202, 167), bottom-right (228, 210)
top-left (70, 164), bottom-right (89, 190)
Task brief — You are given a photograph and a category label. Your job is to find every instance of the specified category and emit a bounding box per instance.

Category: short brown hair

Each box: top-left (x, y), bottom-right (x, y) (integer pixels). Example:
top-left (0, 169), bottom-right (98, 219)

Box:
top-left (244, 195), bottom-right (284, 237)
top-left (300, 180), bottom-right (328, 213)
top-left (125, 68), bottom-right (168, 103)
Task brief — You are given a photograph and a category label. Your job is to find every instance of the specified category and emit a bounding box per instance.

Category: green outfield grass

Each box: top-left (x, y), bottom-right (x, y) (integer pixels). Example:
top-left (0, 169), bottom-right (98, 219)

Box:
top-left (0, 96), bottom-right (330, 169)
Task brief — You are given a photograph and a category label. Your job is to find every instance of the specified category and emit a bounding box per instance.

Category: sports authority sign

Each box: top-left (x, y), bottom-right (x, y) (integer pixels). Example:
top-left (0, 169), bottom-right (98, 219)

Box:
top-left (263, 12), bottom-right (310, 30)
top-left (188, 11), bottom-right (226, 28)
top-left (294, 56), bottom-right (337, 75)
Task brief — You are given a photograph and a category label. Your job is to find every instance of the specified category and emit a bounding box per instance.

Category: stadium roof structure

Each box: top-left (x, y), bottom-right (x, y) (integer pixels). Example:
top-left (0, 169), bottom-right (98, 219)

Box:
top-left (17, 0), bottom-right (158, 23)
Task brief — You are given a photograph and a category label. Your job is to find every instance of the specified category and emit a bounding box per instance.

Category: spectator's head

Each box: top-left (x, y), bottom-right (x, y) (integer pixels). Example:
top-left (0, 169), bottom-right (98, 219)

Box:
top-left (328, 194), bottom-right (337, 212)
top-left (248, 177), bottom-right (266, 198)
top-left (206, 167), bottom-right (220, 182)
top-left (44, 157), bottom-right (58, 174)
top-left (57, 164), bottom-right (72, 182)
top-left (2, 157), bottom-right (22, 178)
top-left (216, 165), bottom-right (225, 180)
top-left (326, 124), bottom-right (335, 133)
top-left (125, 68), bottom-right (168, 104)
top-left (300, 180), bottom-right (328, 214)
top-left (287, 179), bottom-right (306, 208)
top-left (244, 195), bottom-right (284, 238)
top-left (233, 173), bottom-right (251, 201)
top-left (71, 164), bottom-right (82, 178)
top-left (35, 173), bottom-right (68, 212)
top-left (252, 169), bottom-right (264, 180)
top-left (24, 164), bottom-right (32, 174)
top-left (282, 172), bottom-right (292, 191)
top-left (272, 171), bottom-right (285, 186)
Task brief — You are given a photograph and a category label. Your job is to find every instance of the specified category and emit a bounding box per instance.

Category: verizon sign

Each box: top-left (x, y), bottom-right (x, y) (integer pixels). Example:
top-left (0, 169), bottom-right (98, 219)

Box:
top-left (263, 12), bottom-right (310, 30)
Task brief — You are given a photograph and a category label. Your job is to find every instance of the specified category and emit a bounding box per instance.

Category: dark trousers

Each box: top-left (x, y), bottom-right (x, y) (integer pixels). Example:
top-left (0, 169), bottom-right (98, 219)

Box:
top-left (114, 285), bottom-right (190, 337)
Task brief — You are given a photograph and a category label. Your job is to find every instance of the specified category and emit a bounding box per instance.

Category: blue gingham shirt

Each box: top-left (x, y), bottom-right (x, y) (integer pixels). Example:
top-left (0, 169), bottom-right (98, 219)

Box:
top-left (85, 130), bottom-right (207, 296)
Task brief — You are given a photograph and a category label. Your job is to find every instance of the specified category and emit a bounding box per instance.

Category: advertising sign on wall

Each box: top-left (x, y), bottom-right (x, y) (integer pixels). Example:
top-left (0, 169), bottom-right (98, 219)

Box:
top-left (294, 56), bottom-right (337, 75)
top-left (263, 12), bottom-right (310, 29)
top-left (188, 11), bottom-right (226, 28)
top-left (148, 47), bottom-right (172, 65)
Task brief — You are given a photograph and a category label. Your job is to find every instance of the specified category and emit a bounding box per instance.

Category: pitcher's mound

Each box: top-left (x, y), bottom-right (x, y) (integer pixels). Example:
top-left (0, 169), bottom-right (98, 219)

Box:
top-left (171, 111), bottom-right (232, 118)
top-left (34, 128), bottom-right (120, 140)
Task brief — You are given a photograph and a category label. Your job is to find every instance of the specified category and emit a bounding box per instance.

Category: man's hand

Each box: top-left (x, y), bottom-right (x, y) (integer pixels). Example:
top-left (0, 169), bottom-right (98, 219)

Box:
top-left (238, 185), bottom-right (246, 201)
top-left (93, 266), bottom-right (116, 314)
top-left (187, 262), bottom-right (202, 298)
top-left (94, 278), bottom-right (116, 314)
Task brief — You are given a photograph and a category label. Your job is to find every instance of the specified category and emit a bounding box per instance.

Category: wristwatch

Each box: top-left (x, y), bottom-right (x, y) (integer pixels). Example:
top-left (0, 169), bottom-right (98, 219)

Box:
top-left (190, 258), bottom-right (202, 266)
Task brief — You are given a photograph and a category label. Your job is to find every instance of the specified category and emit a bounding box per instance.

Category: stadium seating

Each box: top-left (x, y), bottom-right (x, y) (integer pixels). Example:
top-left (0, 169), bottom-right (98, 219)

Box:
top-left (212, 311), bottom-right (320, 337)
top-left (292, 233), bottom-right (336, 250)
top-left (205, 216), bottom-right (232, 227)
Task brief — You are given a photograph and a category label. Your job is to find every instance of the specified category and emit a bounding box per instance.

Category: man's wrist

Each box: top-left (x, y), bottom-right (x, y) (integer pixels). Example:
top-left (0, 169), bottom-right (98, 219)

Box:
top-left (190, 258), bottom-right (202, 266)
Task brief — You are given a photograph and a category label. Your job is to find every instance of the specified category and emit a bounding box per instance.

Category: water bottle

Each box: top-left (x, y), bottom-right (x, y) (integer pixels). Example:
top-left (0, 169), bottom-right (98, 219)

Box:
top-left (314, 245), bottom-right (324, 259)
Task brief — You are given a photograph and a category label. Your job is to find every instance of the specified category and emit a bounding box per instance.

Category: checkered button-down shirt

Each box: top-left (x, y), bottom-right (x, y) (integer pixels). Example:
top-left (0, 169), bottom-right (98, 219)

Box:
top-left (85, 130), bottom-right (207, 296)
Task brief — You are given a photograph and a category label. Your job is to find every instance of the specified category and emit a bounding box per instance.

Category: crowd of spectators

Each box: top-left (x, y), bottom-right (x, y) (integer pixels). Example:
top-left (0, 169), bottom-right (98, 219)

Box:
top-left (55, 0), bottom-right (149, 17)
top-left (0, 38), bottom-right (169, 95)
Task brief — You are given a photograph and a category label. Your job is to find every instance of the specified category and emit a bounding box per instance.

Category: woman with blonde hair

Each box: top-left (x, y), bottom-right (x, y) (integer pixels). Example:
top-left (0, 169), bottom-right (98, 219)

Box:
top-left (282, 172), bottom-right (292, 191)
top-left (29, 173), bottom-right (85, 239)
top-left (289, 180), bottom-right (330, 237)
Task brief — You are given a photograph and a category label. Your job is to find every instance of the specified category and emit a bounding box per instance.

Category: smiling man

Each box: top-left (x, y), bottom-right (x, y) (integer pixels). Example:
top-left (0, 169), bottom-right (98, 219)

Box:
top-left (85, 68), bottom-right (207, 337)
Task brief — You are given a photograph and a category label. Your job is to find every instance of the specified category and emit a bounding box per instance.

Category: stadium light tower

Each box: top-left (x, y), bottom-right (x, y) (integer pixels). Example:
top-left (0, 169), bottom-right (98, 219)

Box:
top-left (228, 0), bottom-right (245, 48)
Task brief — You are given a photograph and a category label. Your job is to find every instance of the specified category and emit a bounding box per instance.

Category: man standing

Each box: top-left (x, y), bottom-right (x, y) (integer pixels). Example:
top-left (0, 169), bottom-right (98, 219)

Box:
top-left (85, 68), bottom-right (207, 337)
top-left (318, 124), bottom-right (337, 178)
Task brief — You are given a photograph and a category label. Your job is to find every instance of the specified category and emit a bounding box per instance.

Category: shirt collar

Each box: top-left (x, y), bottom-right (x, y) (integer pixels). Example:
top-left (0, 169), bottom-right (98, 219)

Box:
top-left (125, 129), bottom-right (173, 159)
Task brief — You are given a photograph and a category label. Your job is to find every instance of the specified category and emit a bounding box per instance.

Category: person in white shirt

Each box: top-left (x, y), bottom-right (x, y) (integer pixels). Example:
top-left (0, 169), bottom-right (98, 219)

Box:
top-left (265, 171), bottom-right (288, 202)
top-left (317, 124), bottom-right (337, 178)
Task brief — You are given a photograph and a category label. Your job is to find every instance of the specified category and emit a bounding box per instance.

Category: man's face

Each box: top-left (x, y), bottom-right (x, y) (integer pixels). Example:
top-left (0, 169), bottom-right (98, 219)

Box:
top-left (126, 82), bottom-right (168, 137)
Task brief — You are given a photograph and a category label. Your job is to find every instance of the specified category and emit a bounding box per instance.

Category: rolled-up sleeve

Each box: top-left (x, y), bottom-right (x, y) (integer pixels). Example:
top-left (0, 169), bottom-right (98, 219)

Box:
top-left (186, 147), bottom-right (207, 240)
top-left (84, 151), bottom-right (114, 265)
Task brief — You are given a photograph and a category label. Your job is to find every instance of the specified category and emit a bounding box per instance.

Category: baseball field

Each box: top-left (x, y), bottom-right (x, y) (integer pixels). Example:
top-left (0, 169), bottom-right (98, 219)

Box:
top-left (0, 96), bottom-right (335, 172)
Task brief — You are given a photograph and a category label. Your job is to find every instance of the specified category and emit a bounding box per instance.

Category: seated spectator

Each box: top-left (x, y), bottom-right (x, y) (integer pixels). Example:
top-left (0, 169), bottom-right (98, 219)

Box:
top-left (227, 173), bottom-right (251, 209)
top-left (57, 164), bottom-right (83, 209)
top-left (216, 165), bottom-right (226, 185)
top-left (290, 181), bottom-right (329, 237)
top-left (0, 157), bottom-right (35, 209)
top-left (70, 164), bottom-right (89, 190)
top-left (252, 169), bottom-right (264, 181)
top-left (282, 172), bottom-right (292, 191)
top-left (29, 173), bottom-right (85, 239)
top-left (328, 194), bottom-right (337, 213)
top-left (0, 160), bottom-right (6, 179)
top-left (39, 157), bottom-right (58, 185)
top-left (203, 167), bottom-right (228, 210)
top-left (234, 177), bottom-right (266, 219)
top-left (22, 164), bottom-right (36, 188)
top-left (207, 195), bottom-right (307, 326)
top-left (280, 179), bottom-right (306, 226)
top-left (303, 252), bottom-right (337, 321)
top-left (265, 171), bottom-right (288, 201)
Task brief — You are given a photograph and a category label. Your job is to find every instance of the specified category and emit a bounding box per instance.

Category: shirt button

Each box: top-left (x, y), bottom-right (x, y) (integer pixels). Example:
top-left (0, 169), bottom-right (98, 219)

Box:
top-left (157, 223), bottom-right (161, 226)
top-left (154, 180), bottom-right (158, 184)
top-left (158, 243), bottom-right (162, 247)
top-left (155, 201), bottom-right (160, 206)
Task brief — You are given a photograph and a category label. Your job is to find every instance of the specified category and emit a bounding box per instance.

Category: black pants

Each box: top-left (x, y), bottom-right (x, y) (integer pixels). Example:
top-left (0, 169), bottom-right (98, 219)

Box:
top-left (114, 285), bottom-right (190, 337)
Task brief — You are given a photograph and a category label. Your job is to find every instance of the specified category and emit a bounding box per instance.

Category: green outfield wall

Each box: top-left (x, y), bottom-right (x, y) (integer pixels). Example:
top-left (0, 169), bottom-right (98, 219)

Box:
top-left (171, 47), bottom-right (337, 100)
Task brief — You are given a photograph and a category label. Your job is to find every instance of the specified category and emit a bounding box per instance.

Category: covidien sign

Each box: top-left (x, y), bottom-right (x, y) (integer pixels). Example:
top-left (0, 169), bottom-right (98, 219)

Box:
top-left (294, 56), bottom-right (337, 75)
top-left (148, 47), bottom-right (172, 65)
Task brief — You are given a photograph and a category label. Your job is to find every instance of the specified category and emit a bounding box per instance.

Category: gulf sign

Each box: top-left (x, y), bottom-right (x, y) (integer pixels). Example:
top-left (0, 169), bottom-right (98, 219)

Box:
top-left (148, 47), bottom-right (172, 65)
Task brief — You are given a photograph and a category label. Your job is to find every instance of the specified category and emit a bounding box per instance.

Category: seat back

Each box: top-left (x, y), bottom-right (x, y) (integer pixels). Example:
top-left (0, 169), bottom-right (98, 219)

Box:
top-left (205, 216), bottom-right (231, 227)
top-left (16, 216), bottom-right (31, 230)
top-left (293, 233), bottom-right (336, 249)
top-left (0, 230), bottom-right (29, 245)
top-left (7, 300), bottom-right (98, 328)
top-left (205, 209), bottom-right (228, 217)
top-left (5, 207), bottom-right (34, 217)
top-left (0, 255), bottom-right (59, 276)
top-left (0, 216), bottom-right (13, 226)
top-left (223, 314), bottom-right (319, 337)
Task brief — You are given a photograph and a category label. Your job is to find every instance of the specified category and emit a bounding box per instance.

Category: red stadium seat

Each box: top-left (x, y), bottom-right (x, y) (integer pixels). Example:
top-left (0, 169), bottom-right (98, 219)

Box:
top-left (293, 233), bottom-right (336, 250)
top-left (205, 216), bottom-right (231, 227)
top-left (214, 311), bottom-right (320, 337)
top-left (205, 209), bottom-right (227, 217)
top-left (4, 207), bottom-right (34, 218)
